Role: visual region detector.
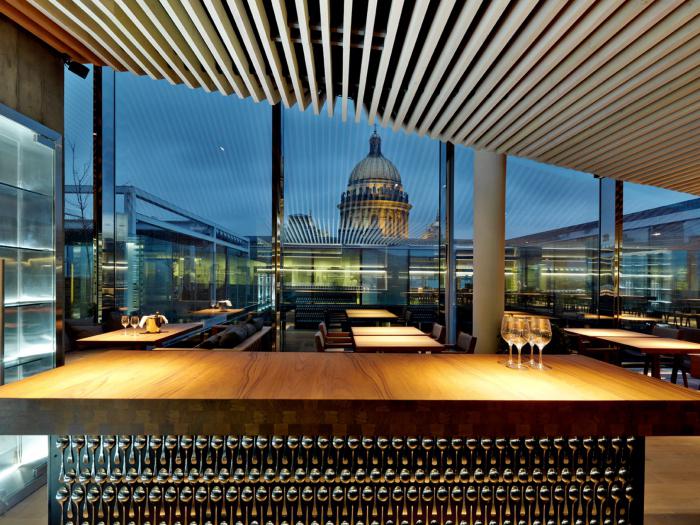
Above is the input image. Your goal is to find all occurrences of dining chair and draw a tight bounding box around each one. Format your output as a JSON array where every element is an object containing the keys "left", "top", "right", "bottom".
[
  {"left": 314, "top": 331, "right": 352, "bottom": 352},
  {"left": 430, "top": 323, "right": 445, "bottom": 343},
  {"left": 318, "top": 322, "right": 352, "bottom": 343}
]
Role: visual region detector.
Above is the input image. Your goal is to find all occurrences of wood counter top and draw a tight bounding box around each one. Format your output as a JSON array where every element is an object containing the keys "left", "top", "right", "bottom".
[{"left": 0, "top": 352, "right": 698, "bottom": 436}]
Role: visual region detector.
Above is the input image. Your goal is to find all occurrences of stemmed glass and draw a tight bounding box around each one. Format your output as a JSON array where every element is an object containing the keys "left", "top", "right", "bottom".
[
  {"left": 507, "top": 317, "right": 529, "bottom": 370},
  {"left": 120, "top": 315, "right": 129, "bottom": 336},
  {"left": 500, "top": 315, "right": 515, "bottom": 366},
  {"left": 531, "top": 317, "right": 552, "bottom": 370},
  {"left": 130, "top": 315, "right": 140, "bottom": 337},
  {"left": 527, "top": 317, "right": 538, "bottom": 366}
]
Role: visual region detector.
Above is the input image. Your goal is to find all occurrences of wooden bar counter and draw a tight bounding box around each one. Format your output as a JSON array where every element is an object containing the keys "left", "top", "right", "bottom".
[
  {"left": 5, "top": 351, "right": 699, "bottom": 525},
  {"left": 0, "top": 351, "right": 698, "bottom": 436}
]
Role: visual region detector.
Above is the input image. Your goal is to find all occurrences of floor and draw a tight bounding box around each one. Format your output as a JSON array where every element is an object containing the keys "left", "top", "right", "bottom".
[{"left": 0, "top": 436, "right": 698, "bottom": 525}]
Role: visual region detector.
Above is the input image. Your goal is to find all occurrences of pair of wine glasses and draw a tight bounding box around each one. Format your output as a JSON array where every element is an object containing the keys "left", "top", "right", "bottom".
[
  {"left": 500, "top": 315, "right": 552, "bottom": 370},
  {"left": 120, "top": 315, "right": 140, "bottom": 336}
]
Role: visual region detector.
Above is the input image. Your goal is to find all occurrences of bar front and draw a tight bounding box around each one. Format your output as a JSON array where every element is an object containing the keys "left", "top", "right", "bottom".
[{"left": 1, "top": 352, "right": 698, "bottom": 525}]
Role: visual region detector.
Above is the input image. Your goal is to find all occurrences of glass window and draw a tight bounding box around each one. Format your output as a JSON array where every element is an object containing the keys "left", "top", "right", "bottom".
[
  {"left": 113, "top": 73, "right": 271, "bottom": 322},
  {"left": 64, "top": 65, "right": 95, "bottom": 321},
  {"left": 622, "top": 181, "right": 698, "bottom": 320},
  {"left": 505, "top": 157, "right": 599, "bottom": 318},
  {"left": 454, "top": 145, "right": 474, "bottom": 334},
  {"left": 281, "top": 99, "right": 441, "bottom": 349}
]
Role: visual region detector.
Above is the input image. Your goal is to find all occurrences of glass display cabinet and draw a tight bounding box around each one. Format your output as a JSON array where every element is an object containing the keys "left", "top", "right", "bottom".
[{"left": 0, "top": 104, "right": 61, "bottom": 513}]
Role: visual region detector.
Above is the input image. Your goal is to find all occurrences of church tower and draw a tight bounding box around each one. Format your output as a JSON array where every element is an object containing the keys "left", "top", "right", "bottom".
[{"left": 338, "top": 130, "right": 411, "bottom": 243}]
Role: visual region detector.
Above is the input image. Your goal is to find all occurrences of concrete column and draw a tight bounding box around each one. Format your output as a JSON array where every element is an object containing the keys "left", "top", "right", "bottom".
[{"left": 473, "top": 150, "right": 506, "bottom": 353}]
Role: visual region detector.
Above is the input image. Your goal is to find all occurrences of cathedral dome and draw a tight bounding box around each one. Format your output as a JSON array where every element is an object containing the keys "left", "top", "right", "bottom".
[{"left": 348, "top": 131, "right": 401, "bottom": 185}]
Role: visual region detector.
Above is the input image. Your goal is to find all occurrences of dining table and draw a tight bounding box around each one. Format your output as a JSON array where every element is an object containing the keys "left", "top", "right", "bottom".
[
  {"left": 76, "top": 322, "right": 203, "bottom": 350},
  {"left": 563, "top": 328, "right": 657, "bottom": 339},
  {"left": 353, "top": 334, "right": 444, "bottom": 353},
  {"left": 345, "top": 308, "right": 398, "bottom": 324},
  {"left": 351, "top": 326, "right": 426, "bottom": 336},
  {"left": 591, "top": 335, "right": 700, "bottom": 379}
]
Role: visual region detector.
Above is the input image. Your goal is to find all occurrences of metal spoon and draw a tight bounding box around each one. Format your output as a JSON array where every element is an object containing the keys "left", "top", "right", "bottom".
[{"left": 56, "top": 484, "right": 70, "bottom": 525}]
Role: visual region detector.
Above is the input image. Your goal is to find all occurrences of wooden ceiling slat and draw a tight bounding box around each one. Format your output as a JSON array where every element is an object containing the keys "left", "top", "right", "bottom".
[
  {"left": 160, "top": 0, "right": 234, "bottom": 95},
  {"left": 227, "top": 0, "right": 278, "bottom": 103},
  {"left": 203, "top": 0, "right": 263, "bottom": 102},
  {"left": 135, "top": 0, "right": 215, "bottom": 91},
  {"left": 474, "top": 0, "right": 663, "bottom": 149},
  {"left": 1, "top": 0, "right": 95, "bottom": 64},
  {"left": 318, "top": 0, "right": 333, "bottom": 116},
  {"left": 26, "top": 0, "right": 126, "bottom": 71},
  {"left": 586, "top": 101, "right": 700, "bottom": 173},
  {"left": 440, "top": 0, "right": 568, "bottom": 140},
  {"left": 412, "top": 0, "right": 510, "bottom": 135},
  {"left": 634, "top": 163, "right": 700, "bottom": 190},
  {"left": 553, "top": 85, "right": 700, "bottom": 167},
  {"left": 7, "top": 0, "right": 699, "bottom": 195},
  {"left": 353, "top": 0, "right": 377, "bottom": 122},
  {"left": 367, "top": 0, "right": 403, "bottom": 125},
  {"left": 45, "top": 0, "right": 146, "bottom": 75},
  {"left": 74, "top": 0, "right": 164, "bottom": 80},
  {"left": 422, "top": 0, "right": 533, "bottom": 137},
  {"left": 524, "top": 36, "right": 700, "bottom": 159},
  {"left": 295, "top": 0, "right": 320, "bottom": 113},
  {"left": 115, "top": 0, "right": 198, "bottom": 89},
  {"left": 186, "top": 0, "right": 249, "bottom": 99},
  {"left": 248, "top": 0, "right": 293, "bottom": 106},
  {"left": 588, "top": 117, "right": 700, "bottom": 173},
  {"left": 89, "top": 0, "right": 181, "bottom": 85},
  {"left": 394, "top": 0, "right": 478, "bottom": 133},
  {"left": 379, "top": 0, "right": 430, "bottom": 127},
  {"left": 340, "top": 0, "right": 352, "bottom": 120},
  {"left": 504, "top": 4, "right": 700, "bottom": 155},
  {"left": 451, "top": 0, "right": 609, "bottom": 144}
]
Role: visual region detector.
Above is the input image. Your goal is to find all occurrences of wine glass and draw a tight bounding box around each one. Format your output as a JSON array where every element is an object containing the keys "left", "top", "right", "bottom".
[
  {"left": 130, "top": 315, "right": 140, "bottom": 337},
  {"left": 531, "top": 318, "right": 552, "bottom": 370},
  {"left": 527, "top": 317, "right": 538, "bottom": 366},
  {"left": 120, "top": 315, "right": 129, "bottom": 336},
  {"left": 500, "top": 315, "right": 514, "bottom": 366},
  {"left": 507, "top": 317, "right": 529, "bottom": 370}
]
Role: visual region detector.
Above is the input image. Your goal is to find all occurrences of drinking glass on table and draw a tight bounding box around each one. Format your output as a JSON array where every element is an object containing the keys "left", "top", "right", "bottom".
[
  {"left": 501, "top": 315, "right": 515, "bottom": 366},
  {"left": 120, "top": 315, "right": 129, "bottom": 336},
  {"left": 130, "top": 315, "right": 140, "bottom": 337},
  {"left": 531, "top": 317, "right": 552, "bottom": 370},
  {"left": 527, "top": 317, "right": 538, "bottom": 366},
  {"left": 507, "top": 317, "right": 529, "bottom": 370}
]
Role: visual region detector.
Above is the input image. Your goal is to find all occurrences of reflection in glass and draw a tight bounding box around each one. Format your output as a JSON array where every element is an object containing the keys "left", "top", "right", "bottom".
[{"left": 281, "top": 99, "right": 440, "bottom": 349}]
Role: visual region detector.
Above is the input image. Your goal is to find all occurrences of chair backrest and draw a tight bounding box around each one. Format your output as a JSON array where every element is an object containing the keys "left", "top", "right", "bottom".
[
  {"left": 314, "top": 332, "right": 325, "bottom": 352},
  {"left": 405, "top": 310, "right": 412, "bottom": 324},
  {"left": 318, "top": 322, "right": 328, "bottom": 337},
  {"left": 431, "top": 323, "right": 445, "bottom": 342},
  {"left": 456, "top": 331, "right": 477, "bottom": 354},
  {"left": 653, "top": 325, "right": 679, "bottom": 339}
]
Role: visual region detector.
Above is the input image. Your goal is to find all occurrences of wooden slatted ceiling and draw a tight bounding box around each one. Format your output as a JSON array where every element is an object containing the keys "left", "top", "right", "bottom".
[{"left": 2, "top": 0, "right": 699, "bottom": 194}]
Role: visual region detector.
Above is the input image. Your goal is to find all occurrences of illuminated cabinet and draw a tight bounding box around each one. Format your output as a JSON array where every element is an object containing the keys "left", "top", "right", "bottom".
[{"left": 0, "top": 105, "right": 61, "bottom": 512}]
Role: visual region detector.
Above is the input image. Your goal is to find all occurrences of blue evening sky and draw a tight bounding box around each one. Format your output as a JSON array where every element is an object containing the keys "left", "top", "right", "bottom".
[{"left": 65, "top": 69, "right": 694, "bottom": 239}]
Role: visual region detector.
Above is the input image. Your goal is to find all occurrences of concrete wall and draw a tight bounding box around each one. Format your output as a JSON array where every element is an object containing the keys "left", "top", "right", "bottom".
[{"left": 0, "top": 15, "right": 64, "bottom": 133}]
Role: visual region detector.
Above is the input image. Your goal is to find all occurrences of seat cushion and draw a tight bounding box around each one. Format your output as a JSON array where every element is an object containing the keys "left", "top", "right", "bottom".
[
  {"left": 244, "top": 322, "right": 258, "bottom": 337},
  {"left": 251, "top": 317, "right": 264, "bottom": 331},
  {"left": 197, "top": 334, "right": 221, "bottom": 349},
  {"left": 218, "top": 325, "right": 249, "bottom": 348}
]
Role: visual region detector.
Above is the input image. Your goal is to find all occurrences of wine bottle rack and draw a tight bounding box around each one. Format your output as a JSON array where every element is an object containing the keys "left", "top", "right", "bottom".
[{"left": 49, "top": 434, "right": 644, "bottom": 525}]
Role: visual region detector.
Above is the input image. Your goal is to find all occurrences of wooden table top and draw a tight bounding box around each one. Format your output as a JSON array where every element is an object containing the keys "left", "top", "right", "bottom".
[
  {"left": 76, "top": 322, "right": 202, "bottom": 344},
  {"left": 1, "top": 352, "right": 698, "bottom": 436},
  {"left": 597, "top": 336, "right": 700, "bottom": 355},
  {"left": 345, "top": 309, "right": 398, "bottom": 319},
  {"left": 190, "top": 308, "right": 244, "bottom": 316},
  {"left": 353, "top": 335, "right": 444, "bottom": 353},
  {"left": 564, "top": 328, "right": 656, "bottom": 339},
  {"left": 351, "top": 326, "right": 426, "bottom": 336}
]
